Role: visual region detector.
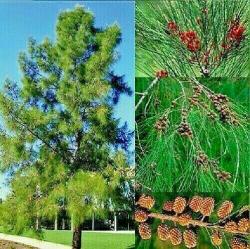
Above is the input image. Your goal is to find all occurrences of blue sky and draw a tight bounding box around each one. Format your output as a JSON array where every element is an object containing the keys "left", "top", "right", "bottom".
[{"left": 0, "top": 1, "right": 135, "bottom": 199}]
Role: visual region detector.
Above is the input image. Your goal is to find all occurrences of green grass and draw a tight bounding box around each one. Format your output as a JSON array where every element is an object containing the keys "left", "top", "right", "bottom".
[{"left": 42, "top": 230, "right": 135, "bottom": 249}]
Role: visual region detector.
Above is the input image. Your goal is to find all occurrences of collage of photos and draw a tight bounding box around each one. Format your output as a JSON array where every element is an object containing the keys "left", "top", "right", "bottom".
[
  {"left": 0, "top": 1, "right": 249, "bottom": 249},
  {"left": 135, "top": 0, "right": 249, "bottom": 249}
]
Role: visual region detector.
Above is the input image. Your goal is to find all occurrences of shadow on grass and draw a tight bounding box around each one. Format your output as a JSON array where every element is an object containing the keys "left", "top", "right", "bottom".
[{"left": 127, "top": 244, "right": 135, "bottom": 249}]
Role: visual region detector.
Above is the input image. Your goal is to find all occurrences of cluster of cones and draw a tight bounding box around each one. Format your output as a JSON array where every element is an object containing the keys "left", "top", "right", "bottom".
[
  {"left": 154, "top": 113, "right": 169, "bottom": 132},
  {"left": 135, "top": 195, "right": 250, "bottom": 248},
  {"left": 189, "top": 85, "right": 203, "bottom": 106},
  {"left": 167, "top": 21, "right": 201, "bottom": 53},
  {"left": 209, "top": 93, "right": 238, "bottom": 125},
  {"left": 165, "top": 13, "right": 246, "bottom": 75}
]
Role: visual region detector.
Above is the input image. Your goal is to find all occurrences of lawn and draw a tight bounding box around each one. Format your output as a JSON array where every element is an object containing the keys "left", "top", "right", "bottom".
[{"left": 42, "top": 230, "right": 135, "bottom": 249}]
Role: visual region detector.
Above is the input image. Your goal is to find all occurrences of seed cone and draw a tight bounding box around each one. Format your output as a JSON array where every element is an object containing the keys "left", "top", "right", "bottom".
[
  {"left": 238, "top": 218, "right": 250, "bottom": 232},
  {"left": 183, "top": 229, "right": 197, "bottom": 248},
  {"left": 178, "top": 213, "right": 192, "bottom": 226},
  {"left": 217, "top": 200, "right": 234, "bottom": 219},
  {"left": 154, "top": 114, "right": 169, "bottom": 132},
  {"left": 169, "top": 228, "right": 182, "bottom": 245},
  {"left": 134, "top": 209, "right": 148, "bottom": 223},
  {"left": 211, "top": 230, "right": 222, "bottom": 246},
  {"left": 225, "top": 221, "right": 238, "bottom": 232},
  {"left": 136, "top": 195, "right": 155, "bottom": 210},
  {"left": 163, "top": 200, "right": 174, "bottom": 212},
  {"left": 200, "top": 197, "right": 214, "bottom": 216},
  {"left": 231, "top": 237, "right": 248, "bottom": 249},
  {"left": 195, "top": 151, "right": 209, "bottom": 167},
  {"left": 189, "top": 196, "right": 203, "bottom": 212},
  {"left": 138, "top": 223, "right": 151, "bottom": 240},
  {"left": 177, "top": 121, "right": 193, "bottom": 138},
  {"left": 214, "top": 169, "right": 231, "bottom": 182},
  {"left": 173, "top": 197, "right": 187, "bottom": 214},
  {"left": 157, "top": 224, "right": 170, "bottom": 241}
]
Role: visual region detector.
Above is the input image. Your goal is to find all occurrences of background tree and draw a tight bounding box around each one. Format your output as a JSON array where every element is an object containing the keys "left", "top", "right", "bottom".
[{"left": 0, "top": 6, "right": 132, "bottom": 249}]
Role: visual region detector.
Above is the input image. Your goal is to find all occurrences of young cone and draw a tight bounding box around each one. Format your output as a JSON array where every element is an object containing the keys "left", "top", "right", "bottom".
[
  {"left": 173, "top": 197, "right": 187, "bottom": 214},
  {"left": 200, "top": 197, "right": 214, "bottom": 216},
  {"left": 135, "top": 209, "right": 148, "bottom": 223},
  {"left": 183, "top": 229, "right": 197, "bottom": 248},
  {"left": 217, "top": 200, "right": 234, "bottom": 219},
  {"left": 163, "top": 200, "right": 174, "bottom": 212},
  {"left": 178, "top": 213, "right": 192, "bottom": 226},
  {"left": 224, "top": 221, "right": 238, "bottom": 232},
  {"left": 138, "top": 223, "right": 151, "bottom": 240},
  {"left": 238, "top": 218, "right": 250, "bottom": 232},
  {"left": 169, "top": 228, "right": 182, "bottom": 246},
  {"left": 189, "top": 196, "right": 203, "bottom": 212},
  {"left": 211, "top": 230, "right": 223, "bottom": 246},
  {"left": 157, "top": 224, "right": 170, "bottom": 241},
  {"left": 136, "top": 195, "right": 155, "bottom": 210},
  {"left": 231, "top": 237, "right": 249, "bottom": 249}
]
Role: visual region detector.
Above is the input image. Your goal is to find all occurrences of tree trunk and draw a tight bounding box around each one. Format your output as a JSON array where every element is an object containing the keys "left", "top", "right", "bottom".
[
  {"left": 71, "top": 215, "right": 74, "bottom": 232},
  {"left": 127, "top": 214, "right": 130, "bottom": 231},
  {"left": 92, "top": 213, "right": 95, "bottom": 231},
  {"left": 62, "top": 218, "right": 66, "bottom": 230},
  {"left": 114, "top": 212, "right": 117, "bottom": 232},
  {"left": 54, "top": 214, "right": 58, "bottom": 230},
  {"left": 35, "top": 216, "right": 40, "bottom": 231},
  {"left": 72, "top": 225, "right": 82, "bottom": 249}
]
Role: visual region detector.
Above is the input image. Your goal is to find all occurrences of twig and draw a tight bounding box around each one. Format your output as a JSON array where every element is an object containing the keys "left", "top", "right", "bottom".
[
  {"left": 135, "top": 77, "right": 159, "bottom": 111},
  {"left": 148, "top": 212, "right": 249, "bottom": 236}
]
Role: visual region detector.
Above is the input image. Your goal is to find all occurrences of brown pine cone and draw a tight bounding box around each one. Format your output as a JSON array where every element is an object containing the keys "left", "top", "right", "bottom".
[
  {"left": 217, "top": 200, "right": 234, "bottom": 219},
  {"left": 177, "top": 122, "right": 193, "bottom": 138},
  {"left": 154, "top": 114, "right": 169, "bottom": 132},
  {"left": 211, "top": 230, "right": 222, "bottom": 246},
  {"left": 183, "top": 229, "right": 197, "bottom": 248},
  {"left": 136, "top": 195, "right": 155, "bottom": 210},
  {"left": 163, "top": 201, "right": 174, "bottom": 212},
  {"left": 189, "top": 196, "right": 203, "bottom": 212},
  {"left": 225, "top": 221, "right": 238, "bottom": 232},
  {"left": 173, "top": 197, "right": 187, "bottom": 214},
  {"left": 138, "top": 223, "right": 151, "bottom": 240},
  {"left": 200, "top": 197, "right": 214, "bottom": 216},
  {"left": 238, "top": 218, "right": 250, "bottom": 232},
  {"left": 169, "top": 228, "right": 182, "bottom": 245},
  {"left": 134, "top": 209, "right": 148, "bottom": 223},
  {"left": 157, "top": 224, "right": 170, "bottom": 241},
  {"left": 178, "top": 213, "right": 192, "bottom": 226},
  {"left": 231, "top": 237, "right": 248, "bottom": 249}
]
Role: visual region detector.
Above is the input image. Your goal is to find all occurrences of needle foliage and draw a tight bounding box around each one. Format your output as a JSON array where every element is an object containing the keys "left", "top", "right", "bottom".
[
  {"left": 136, "top": 0, "right": 249, "bottom": 77},
  {"left": 136, "top": 77, "right": 249, "bottom": 192}
]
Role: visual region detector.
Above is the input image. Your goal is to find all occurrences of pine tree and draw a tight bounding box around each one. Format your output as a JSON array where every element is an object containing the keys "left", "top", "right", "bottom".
[{"left": 0, "top": 6, "right": 132, "bottom": 249}]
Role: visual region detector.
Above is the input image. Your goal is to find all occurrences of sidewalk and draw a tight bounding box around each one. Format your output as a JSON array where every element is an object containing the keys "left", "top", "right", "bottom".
[{"left": 0, "top": 233, "right": 71, "bottom": 249}]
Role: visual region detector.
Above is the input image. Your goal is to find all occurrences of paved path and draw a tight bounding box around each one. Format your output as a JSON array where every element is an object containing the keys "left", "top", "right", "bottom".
[{"left": 0, "top": 233, "right": 71, "bottom": 249}]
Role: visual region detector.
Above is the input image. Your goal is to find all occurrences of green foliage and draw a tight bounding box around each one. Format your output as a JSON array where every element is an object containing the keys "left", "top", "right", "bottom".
[
  {"left": 67, "top": 171, "right": 108, "bottom": 226},
  {"left": 136, "top": 77, "right": 249, "bottom": 192},
  {"left": 0, "top": 5, "right": 132, "bottom": 234},
  {"left": 136, "top": 0, "right": 249, "bottom": 77}
]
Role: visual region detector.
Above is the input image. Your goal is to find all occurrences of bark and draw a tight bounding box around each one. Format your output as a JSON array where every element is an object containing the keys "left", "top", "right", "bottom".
[
  {"left": 92, "top": 213, "right": 95, "bottom": 231},
  {"left": 35, "top": 216, "right": 40, "bottom": 231},
  {"left": 72, "top": 225, "right": 82, "bottom": 249},
  {"left": 114, "top": 212, "right": 117, "bottom": 231},
  {"left": 54, "top": 215, "right": 58, "bottom": 230},
  {"left": 71, "top": 215, "right": 74, "bottom": 231},
  {"left": 62, "top": 218, "right": 66, "bottom": 230}
]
